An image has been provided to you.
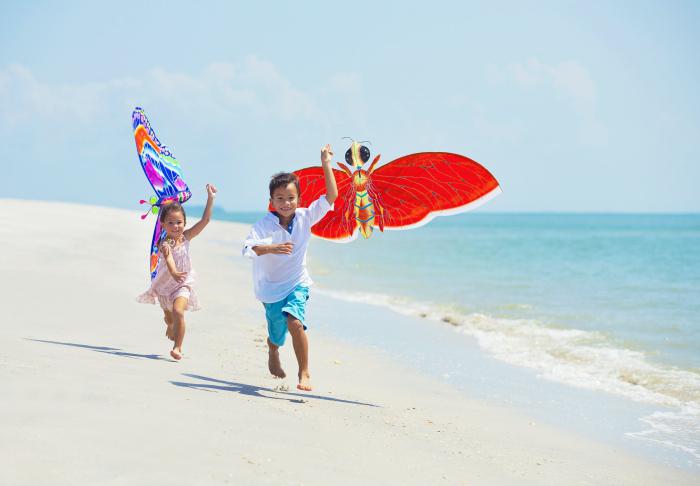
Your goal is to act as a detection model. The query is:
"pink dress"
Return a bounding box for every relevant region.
[137,236,200,311]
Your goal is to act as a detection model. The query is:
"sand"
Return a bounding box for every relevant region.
[1,199,696,485]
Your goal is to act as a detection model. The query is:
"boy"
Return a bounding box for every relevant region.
[243,144,338,391]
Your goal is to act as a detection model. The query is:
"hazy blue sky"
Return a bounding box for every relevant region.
[1,0,698,212]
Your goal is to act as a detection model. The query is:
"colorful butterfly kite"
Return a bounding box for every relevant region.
[132,107,191,278]
[293,141,501,242]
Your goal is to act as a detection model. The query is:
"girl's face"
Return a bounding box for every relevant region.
[270,182,299,218]
[162,210,186,238]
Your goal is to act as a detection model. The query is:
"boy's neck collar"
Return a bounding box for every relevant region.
[272,211,295,227]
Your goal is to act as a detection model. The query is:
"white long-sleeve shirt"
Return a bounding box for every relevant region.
[242,195,332,303]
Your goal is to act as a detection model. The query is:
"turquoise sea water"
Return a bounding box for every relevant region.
[311,214,700,367]
[224,211,700,466]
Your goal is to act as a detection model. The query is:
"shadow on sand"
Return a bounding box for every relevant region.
[26,339,378,407]
[172,373,379,407]
[26,338,174,361]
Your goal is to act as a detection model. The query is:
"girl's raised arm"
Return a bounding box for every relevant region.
[184,183,217,241]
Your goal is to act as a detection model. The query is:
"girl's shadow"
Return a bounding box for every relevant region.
[172,373,379,407]
[26,338,174,361]
[26,339,378,407]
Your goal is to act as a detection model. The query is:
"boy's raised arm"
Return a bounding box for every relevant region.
[321,144,338,205]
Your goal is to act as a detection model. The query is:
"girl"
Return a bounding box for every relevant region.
[138,183,217,360]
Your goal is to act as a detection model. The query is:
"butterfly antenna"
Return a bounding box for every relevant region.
[138,197,159,220]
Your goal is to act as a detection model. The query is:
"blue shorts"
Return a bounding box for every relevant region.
[263,285,309,346]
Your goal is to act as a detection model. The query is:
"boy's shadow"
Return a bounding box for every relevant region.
[172,373,379,407]
[27,339,379,407]
[26,338,174,361]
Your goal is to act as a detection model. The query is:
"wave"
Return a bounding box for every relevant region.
[315,286,700,463]
[627,407,700,462]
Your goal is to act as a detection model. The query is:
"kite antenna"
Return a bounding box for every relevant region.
[341,137,371,146]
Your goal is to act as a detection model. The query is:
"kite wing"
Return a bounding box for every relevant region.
[133,107,191,204]
[147,218,163,280]
[132,107,192,279]
[293,167,357,242]
[368,152,501,230]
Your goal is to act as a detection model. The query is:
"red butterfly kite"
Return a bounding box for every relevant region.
[293,142,501,242]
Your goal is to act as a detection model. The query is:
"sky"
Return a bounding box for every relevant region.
[1,0,698,213]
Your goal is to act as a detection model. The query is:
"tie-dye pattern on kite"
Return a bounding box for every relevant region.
[132,107,191,279]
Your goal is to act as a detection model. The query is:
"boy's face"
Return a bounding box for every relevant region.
[270,182,299,218]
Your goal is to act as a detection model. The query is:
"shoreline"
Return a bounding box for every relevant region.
[1,199,697,484]
[309,291,698,471]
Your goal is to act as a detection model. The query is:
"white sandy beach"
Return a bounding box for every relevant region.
[1,199,696,485]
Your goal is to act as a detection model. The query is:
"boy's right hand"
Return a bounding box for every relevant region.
[321,144,333,166]
[269,242,294,255]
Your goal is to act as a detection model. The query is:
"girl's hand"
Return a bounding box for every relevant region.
[206,183,217,198]
[270,242,293,255]
[170,270,187,283]
[321,144,333,166]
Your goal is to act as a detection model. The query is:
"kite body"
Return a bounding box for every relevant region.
[132,108,191,278]
[294,142,501,242]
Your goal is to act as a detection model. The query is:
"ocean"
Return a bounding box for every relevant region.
[223,211,700,469]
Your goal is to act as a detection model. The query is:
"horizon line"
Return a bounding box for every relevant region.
[2,197,699,216]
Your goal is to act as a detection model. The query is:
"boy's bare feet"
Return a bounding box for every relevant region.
[267,338,286,378]
[170,347,182,361]
[297,372,312,391]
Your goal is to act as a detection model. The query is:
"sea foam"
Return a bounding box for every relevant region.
[316,286,700,465]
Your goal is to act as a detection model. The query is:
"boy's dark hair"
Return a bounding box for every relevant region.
[269,172,300,197]
[159,202,187,224]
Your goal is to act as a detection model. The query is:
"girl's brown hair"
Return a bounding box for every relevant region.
[159,203,186,224]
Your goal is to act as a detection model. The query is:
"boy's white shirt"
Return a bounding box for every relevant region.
[242,195,332,303]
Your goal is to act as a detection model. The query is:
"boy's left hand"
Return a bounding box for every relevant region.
[206,183,218,198]
[321,144,333,166]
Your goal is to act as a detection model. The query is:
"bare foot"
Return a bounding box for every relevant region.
[267,338,286,378]
[297,372,312,391]
[164,317,175,341]
[170,347,182,361]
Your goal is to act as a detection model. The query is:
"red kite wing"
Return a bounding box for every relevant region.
[293,167,358,242]
[367,152,501,230]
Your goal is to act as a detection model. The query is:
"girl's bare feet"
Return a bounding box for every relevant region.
[267,338,286,378]
[163,315,175,341]
[170,347,182,360]
[297,372,312,391]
